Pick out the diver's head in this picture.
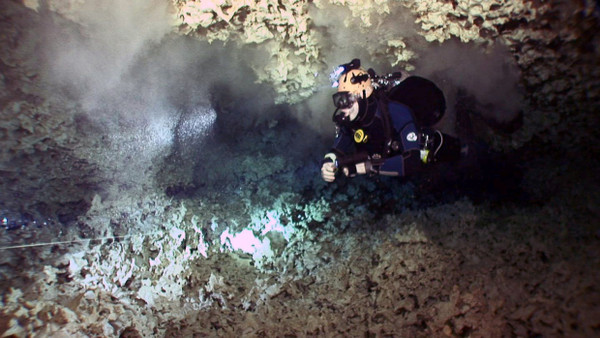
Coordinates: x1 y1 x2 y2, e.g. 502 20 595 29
331 62 374 125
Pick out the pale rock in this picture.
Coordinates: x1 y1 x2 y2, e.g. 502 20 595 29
84 290 96 300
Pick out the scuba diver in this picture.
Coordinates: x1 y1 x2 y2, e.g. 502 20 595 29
321 59 467 183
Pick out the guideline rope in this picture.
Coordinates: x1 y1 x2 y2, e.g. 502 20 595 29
0 235 134 250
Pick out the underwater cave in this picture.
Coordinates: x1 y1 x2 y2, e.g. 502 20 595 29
1 0 599 336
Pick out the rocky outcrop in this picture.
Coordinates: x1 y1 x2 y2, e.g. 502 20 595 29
1 0 599 337
0 1 100 223
3 184 599 336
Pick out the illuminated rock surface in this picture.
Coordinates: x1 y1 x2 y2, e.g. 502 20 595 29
1 0 599 336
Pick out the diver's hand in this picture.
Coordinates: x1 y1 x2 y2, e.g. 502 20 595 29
321 162 337 182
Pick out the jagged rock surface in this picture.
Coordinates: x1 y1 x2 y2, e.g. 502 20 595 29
1 0 599 337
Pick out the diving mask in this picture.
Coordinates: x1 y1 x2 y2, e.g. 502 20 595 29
332 91 357 110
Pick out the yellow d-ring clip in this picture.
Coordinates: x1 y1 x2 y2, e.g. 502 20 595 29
354 129 368 143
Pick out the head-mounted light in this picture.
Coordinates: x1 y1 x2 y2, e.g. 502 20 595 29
329 59 361 88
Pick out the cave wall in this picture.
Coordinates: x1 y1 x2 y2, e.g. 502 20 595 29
1 0 599 336
0 1 103 224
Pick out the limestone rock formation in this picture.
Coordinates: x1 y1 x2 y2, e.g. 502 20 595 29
1 0 599 336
